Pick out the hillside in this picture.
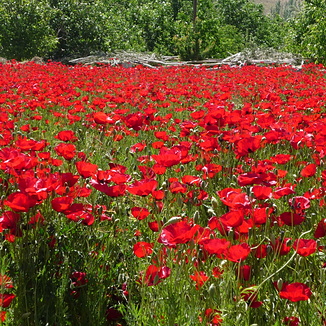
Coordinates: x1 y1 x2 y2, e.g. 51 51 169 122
253 0 285 14
253 0 302 15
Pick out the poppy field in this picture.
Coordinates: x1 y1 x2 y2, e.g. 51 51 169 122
0 61 326 325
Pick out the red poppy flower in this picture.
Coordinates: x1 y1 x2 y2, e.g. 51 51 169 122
138 165 156 179
300 163 316 177
18 175 51 202
99 170 131 184
271 238 292 256
90 179 126 197
237 265 252 281
57 172 80 189
93 112 114 124
278 212 305 226
217 188 251 209
70 271 88 288
181 175 202 186
152 147 182 168
253 244 268 259
292 239 317 257
133 241 154 258
127 179 158 196
152 190 165 200
142 265 171 286
124 112 145 130
54 143 76 160
190 271 209 289
252 185 273 200
154 131 169 141
169 181 187 194
235 135 262 157
273 186 296 199
201 163 222 179
289 196 310 213
0 148 38 171
51 196 73 212
0 211 20 234
283 316 300 326
148 220 161 232
28 211 45 225
199 238 230 258
66 210 95 226
109 163 128 173
208 216 232 236
55 130 78 142
212 266 224 278
238 173 264 186
314 218 326 238
76 161 98 178
220 210 245 228
190 110 205 120
252 207 273 225
4 192 37 212
226 243 251 262
0 293 15 308
0 274 13 289
130 142 146 153
151 164 166 175
158 220 200 247
198 136 220 152
279 282 312 302
190 226 211 244
14 137 48 151
131 207 150 220
202 308 223 325
270 154 292 164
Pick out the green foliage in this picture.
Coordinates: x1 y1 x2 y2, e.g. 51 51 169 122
288 0 326 63
174 19 244 60
215 0 278 47
0 0 57 60
0 0 323 62
48 0 110 58
127 0 178 54
102 0 145 52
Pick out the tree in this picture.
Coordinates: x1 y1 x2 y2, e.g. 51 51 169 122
215 0 277 47
0 0 57 60
48 0 109 58
289 0 326 63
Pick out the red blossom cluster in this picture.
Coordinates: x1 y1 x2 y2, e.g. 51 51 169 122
0 61 326 323
0 274 15 322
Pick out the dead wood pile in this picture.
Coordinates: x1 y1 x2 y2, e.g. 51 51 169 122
67 48 305 69
0 49 306 69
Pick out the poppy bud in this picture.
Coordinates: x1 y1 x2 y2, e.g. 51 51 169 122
162 216 182 228
277 278 283 291
208 283 217 298
270 234 276 246
211 196 219 211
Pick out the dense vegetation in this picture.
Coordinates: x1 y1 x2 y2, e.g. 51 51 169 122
0 0 325 62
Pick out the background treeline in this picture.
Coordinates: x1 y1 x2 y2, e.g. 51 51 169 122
0 0 325 63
